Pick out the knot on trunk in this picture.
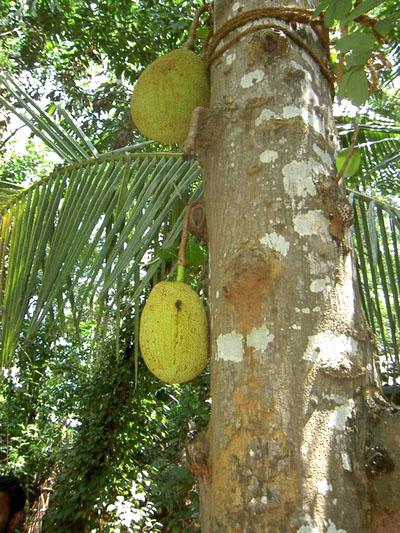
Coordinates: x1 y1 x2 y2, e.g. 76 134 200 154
366 446 395 477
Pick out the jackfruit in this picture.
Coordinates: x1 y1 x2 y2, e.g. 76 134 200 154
139 281 208 383
131 48 209 144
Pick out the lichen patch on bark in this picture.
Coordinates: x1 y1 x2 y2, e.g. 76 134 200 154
240 69 265 88
260 231 290 256
310 277 331 293
282 160 317 198
259 149 278 164
247 324 274 352
303 331 363 378
216 331 244 362
313 143 333 165
293 210 331 240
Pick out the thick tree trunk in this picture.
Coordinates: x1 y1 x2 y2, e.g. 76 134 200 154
191 0 400 531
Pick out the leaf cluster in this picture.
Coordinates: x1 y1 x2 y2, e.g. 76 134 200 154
315 0 399 104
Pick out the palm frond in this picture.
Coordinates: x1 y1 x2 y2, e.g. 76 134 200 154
0 71 97 161
0 180 24 208
0 150 201 366
338 110 400 195
351 190 400 382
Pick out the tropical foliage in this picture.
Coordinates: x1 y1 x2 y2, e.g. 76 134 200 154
0 70 398 378
338 109 400 382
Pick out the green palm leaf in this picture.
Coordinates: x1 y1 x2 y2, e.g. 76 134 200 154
0 71 96 161
0 151 201 366
338 109 400 195
351 190 400 381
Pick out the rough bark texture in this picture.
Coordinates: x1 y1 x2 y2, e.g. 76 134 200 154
189 0 400 531
368 409 400 532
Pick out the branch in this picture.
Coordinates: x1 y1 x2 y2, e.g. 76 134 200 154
183 4 210 50
0 124 26 149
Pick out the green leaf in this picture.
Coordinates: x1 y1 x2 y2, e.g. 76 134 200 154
313 0 331 17
346 49 372 67
343 0 385 24
374 18 394 37
157 247 177 262
333 0 353 21
196 27 210 39
335 31 375 54
186 239 206 268
338 68 369 105
336 149 362 177
324 2 337 27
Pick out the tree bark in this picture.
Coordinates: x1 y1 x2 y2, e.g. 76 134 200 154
192 0 400 531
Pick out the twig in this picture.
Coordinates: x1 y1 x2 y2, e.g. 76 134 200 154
178 203 193 268
184 4 210 50
0 124 26 149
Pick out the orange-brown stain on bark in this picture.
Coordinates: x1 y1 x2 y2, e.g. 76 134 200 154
211 365 300 530
223 248 282 334
370 512 400 533
211 372 271 515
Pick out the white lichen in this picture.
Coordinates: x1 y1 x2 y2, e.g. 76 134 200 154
255 108 276 126
341 451 352 471
300 50 319 75
313 144 332 165
309 252 331 275
260 232 290 256
241 70 264 88
225 52 236 65
303 331 358 368
247 325 274 351
260 150 278 164
293 210 330 240
216 331 244 362
310 277 331 293
326 519 347 533
282 104 324 135
338 254 356 317
298 515 346 533
282 161 316 198
232 1 241 14
282 105 302 119
322 393 347 404
297 514 320 533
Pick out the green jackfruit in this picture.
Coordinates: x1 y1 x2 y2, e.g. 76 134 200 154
139 281 208 384
131 48 209 144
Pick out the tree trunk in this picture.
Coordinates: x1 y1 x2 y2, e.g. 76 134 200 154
191 1 400 531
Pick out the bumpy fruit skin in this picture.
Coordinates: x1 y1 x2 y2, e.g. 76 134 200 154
139 281 208 384
131 48 210 144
